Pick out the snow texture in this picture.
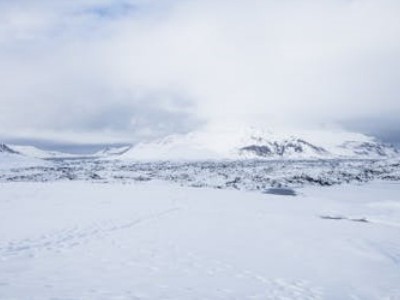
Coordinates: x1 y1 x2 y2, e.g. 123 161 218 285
1 158 400 192
1 137 400 299
0 181 400 299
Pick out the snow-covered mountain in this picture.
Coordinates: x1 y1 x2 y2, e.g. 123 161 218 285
9 145 77 159
94 145 132 157
118 126 399 161
3 144 132 160
0 143 48 169
0 143 20 154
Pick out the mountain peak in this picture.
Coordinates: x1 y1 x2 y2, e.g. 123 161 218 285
117 127 399 161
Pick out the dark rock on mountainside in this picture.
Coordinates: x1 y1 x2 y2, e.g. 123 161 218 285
340 141 399 158
240 138 328 157
0 143 19 154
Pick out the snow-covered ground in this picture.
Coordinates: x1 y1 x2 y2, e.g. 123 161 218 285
1 181 400 299
1 158 400 191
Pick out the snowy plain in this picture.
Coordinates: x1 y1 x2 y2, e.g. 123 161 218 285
1 179 400 300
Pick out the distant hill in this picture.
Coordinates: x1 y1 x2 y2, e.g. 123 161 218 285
117 126 399 161
0 143 48 169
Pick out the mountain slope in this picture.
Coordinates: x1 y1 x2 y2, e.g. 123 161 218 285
0 143 20 154
9 145 77 159
94 146 132 157
0 143 47 169
119 127 399 161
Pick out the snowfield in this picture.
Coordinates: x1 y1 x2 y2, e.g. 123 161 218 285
1 181 400 299
1 153 400 299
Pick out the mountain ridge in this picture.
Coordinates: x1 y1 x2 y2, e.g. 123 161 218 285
118 127 399 161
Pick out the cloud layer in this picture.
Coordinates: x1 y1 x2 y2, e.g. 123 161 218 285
1 0 400 144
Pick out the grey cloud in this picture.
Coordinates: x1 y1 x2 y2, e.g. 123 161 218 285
343 115 400 147
70 96 202 138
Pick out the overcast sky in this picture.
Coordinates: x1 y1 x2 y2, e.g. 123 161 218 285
1 0 400 148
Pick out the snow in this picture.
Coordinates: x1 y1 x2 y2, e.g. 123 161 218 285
120 126 399 161
9 145 78 159
1 145 400 299
0 152 48 170
1 181 400 299
1 144 129 161
94 145 132 157
3 157 400 191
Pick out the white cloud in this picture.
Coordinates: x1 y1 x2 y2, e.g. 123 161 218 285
1 0 400 143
